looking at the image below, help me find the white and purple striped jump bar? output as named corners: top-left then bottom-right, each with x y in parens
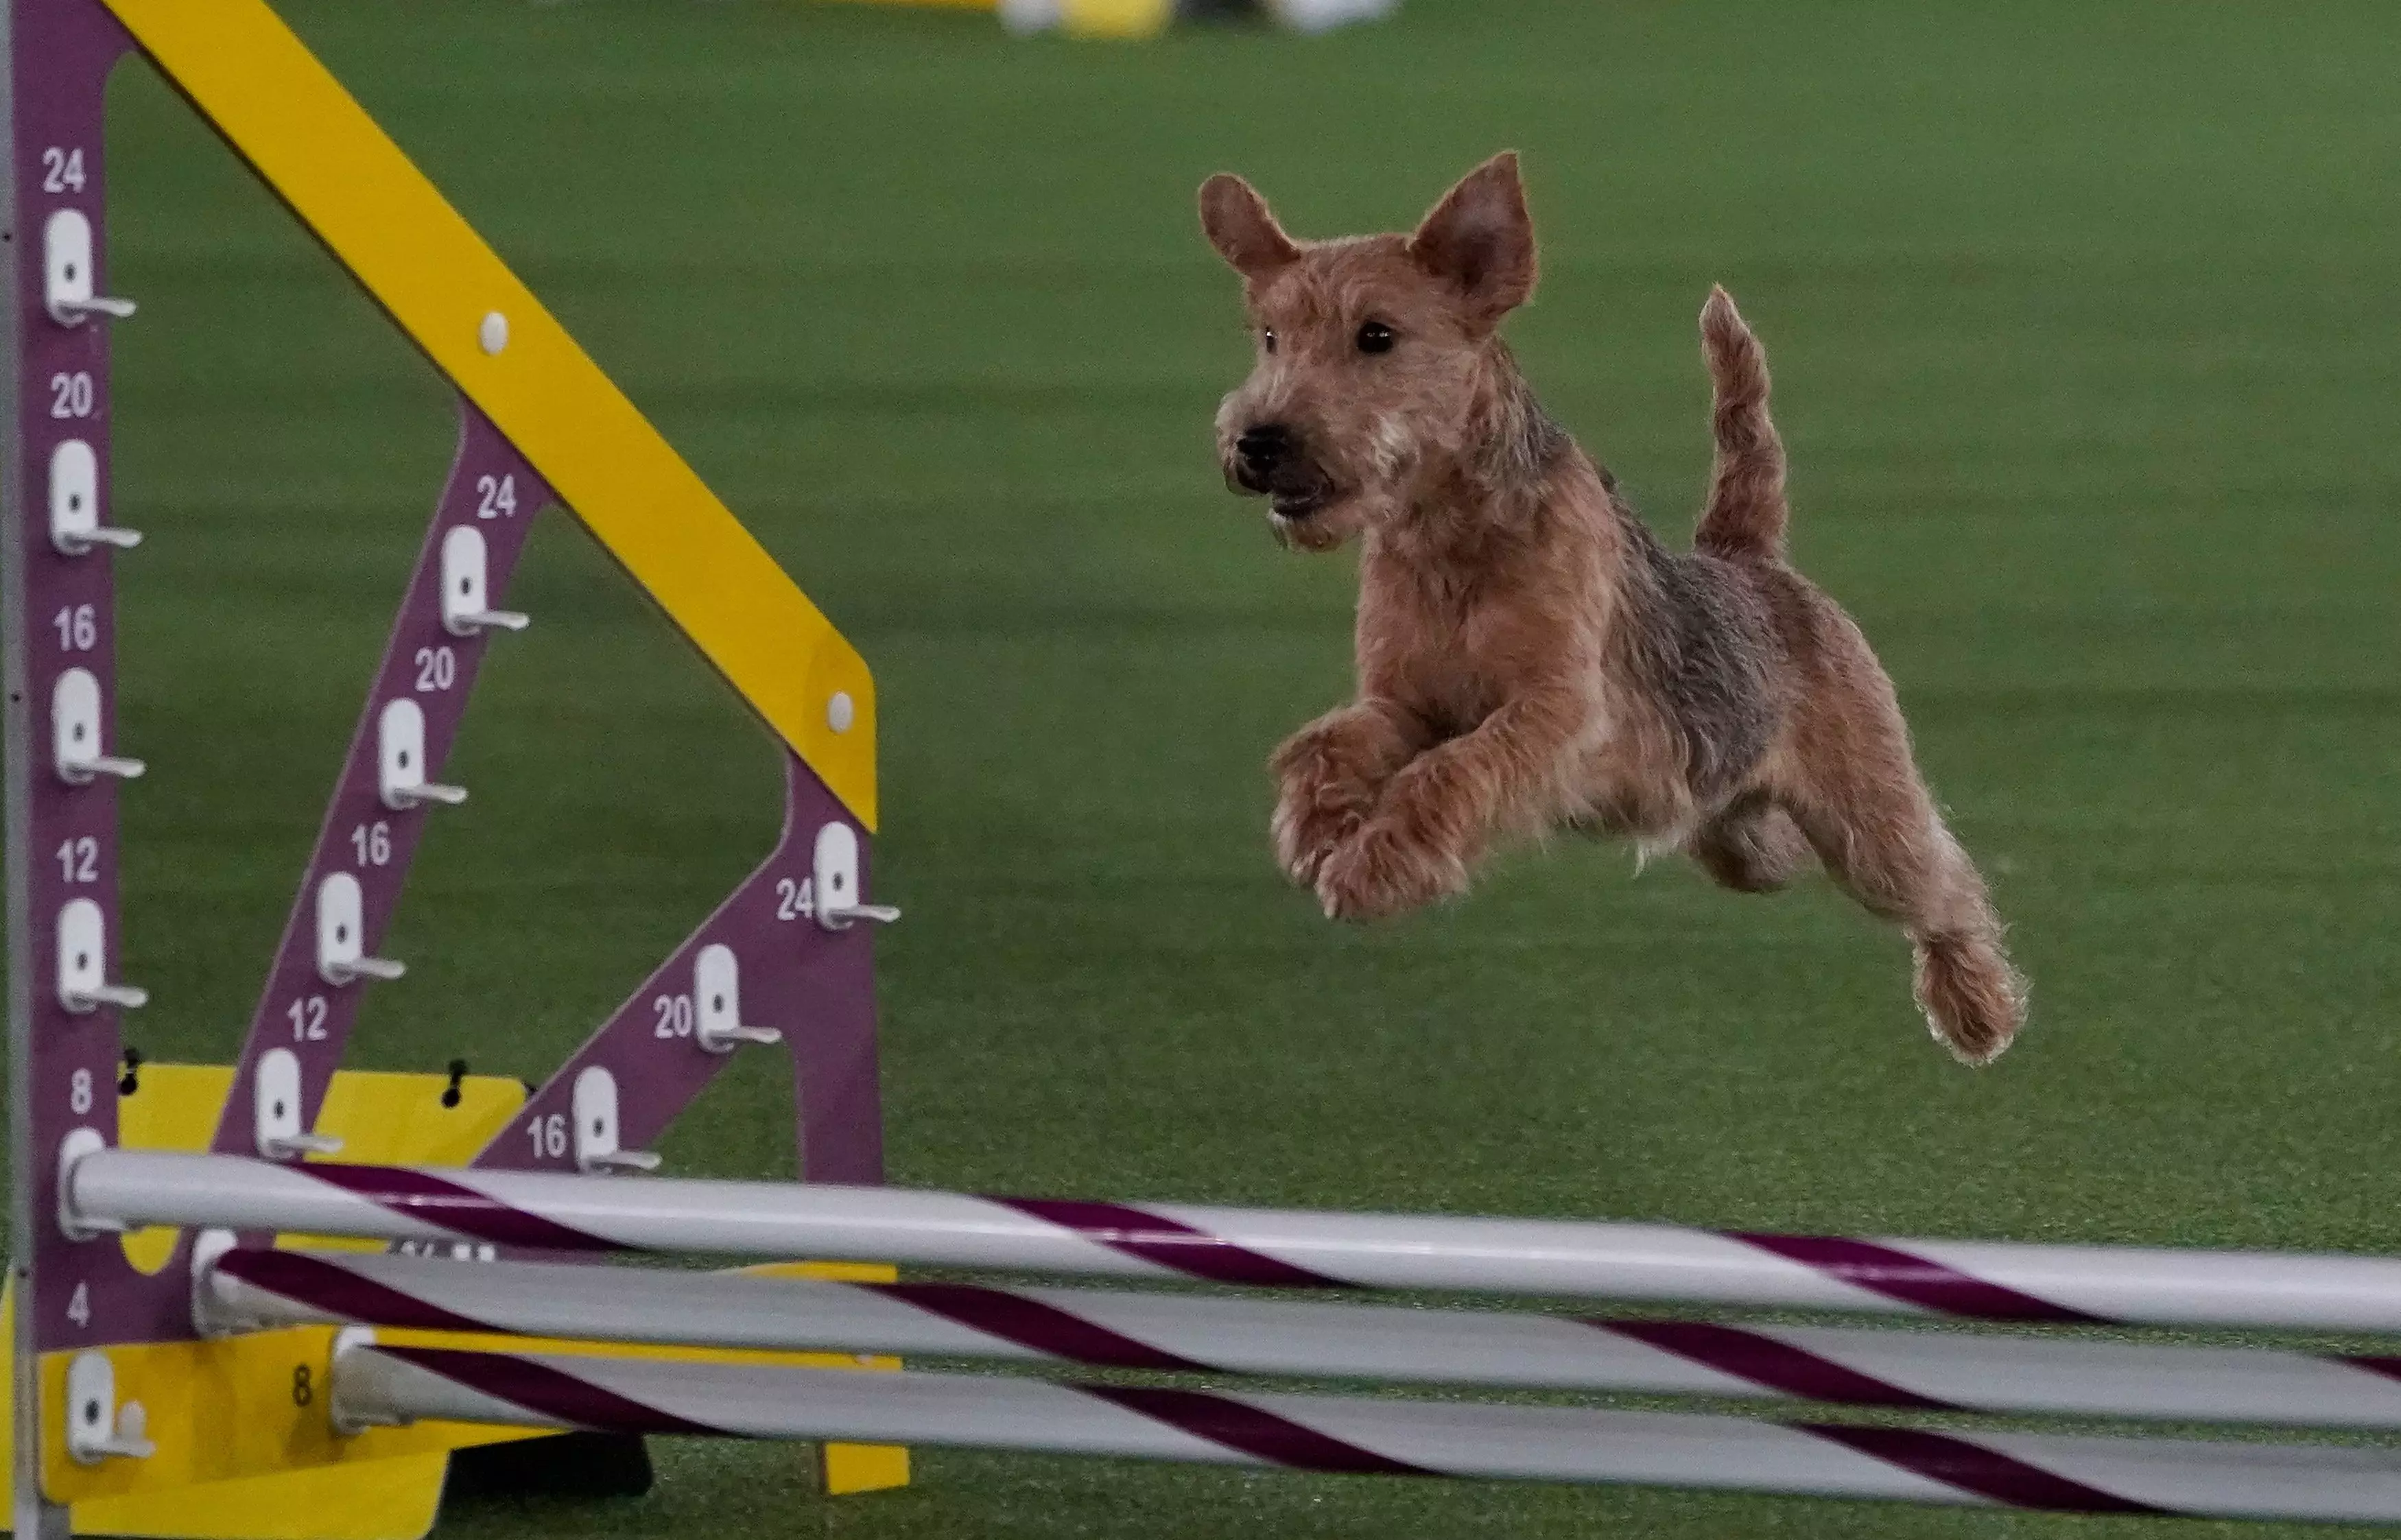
top-left (211, 1247), bottom-right (2401, 1429)
top-left (74, 1149), bottom-right (2401, 1329)
top-left (333, 1342), bottom-right (2401, 1524)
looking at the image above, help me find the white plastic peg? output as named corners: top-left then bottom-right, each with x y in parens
top-left (53, 669), bottom-right (145, 785)
top-left (49, 441), bottom-right (140, 554)
top-left (572, 1066), bottom-right (660, 1174)
top-left (44, 211), bottom-right (137, 327)
top-left (65, 1353), bottom-right (153, 1465)
top-left (316, 873), bottom-right (405, 986)
top-left (694, 943), bottom-right (781, 1054)
top-left (189, 1229), bottom-right (246, 1338)
top-left (57, 898), bottom-right (146, 1015)
top-left (330, 1326), bottom-right (401, 1434)
top-left (812, 822), bottom-right (899, 931)
top-left (440, 527), bottom-right (528, 637)
top-left (255, 1048), bottom-right (342, 1161)
top-left (57, 1128), bottom-right (120, 1241)
top-left (377, 699), bottom-right (465, 810)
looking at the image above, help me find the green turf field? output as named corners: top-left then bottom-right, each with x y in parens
top-left (22, 0), bottom-right (2401, 1532)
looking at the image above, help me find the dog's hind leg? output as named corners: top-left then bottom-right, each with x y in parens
top-left (1687, 796), bottom-right (1812, 895)
top-left (1772, 633), bottom-right (2026, 1065)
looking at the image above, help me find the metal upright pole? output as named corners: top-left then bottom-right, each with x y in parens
top-left (9, 0), bottom-right (142, 1524)
top-left (1, 0), bottom-right (67, 1519)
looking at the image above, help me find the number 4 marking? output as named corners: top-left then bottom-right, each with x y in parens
top-left (67, 1283), bottom-right (91, 1328)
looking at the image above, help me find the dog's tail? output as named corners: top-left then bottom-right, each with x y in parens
top-left (1694, 285), bottom-right (1788, 563)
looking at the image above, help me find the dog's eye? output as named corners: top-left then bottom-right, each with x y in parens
top-left (1356, 321), bottom-right (1395, 355)
top-left (1262, 328), bottom-right (1277, 354)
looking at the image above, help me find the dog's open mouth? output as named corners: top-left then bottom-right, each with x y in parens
top-left (1228, 451), bottom-right (1339, 530)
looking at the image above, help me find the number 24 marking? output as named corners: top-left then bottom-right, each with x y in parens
top-left (475, 474), bottom-right (516, 520)
top-left (41, 146), bottom-right (87, 195)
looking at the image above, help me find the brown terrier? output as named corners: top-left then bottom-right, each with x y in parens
top-left (1200, 152), bottom-right (2025, 1064)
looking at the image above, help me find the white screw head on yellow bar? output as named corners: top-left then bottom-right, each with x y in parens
top-left (478, 310), bottom-right (508, 355)
top-left (827, 692), bottom-right (855, 734)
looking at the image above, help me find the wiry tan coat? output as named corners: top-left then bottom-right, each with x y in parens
top-left (1201, 153), bottom-right (2025, 1063)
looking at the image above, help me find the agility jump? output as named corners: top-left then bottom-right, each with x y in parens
top-left (12, 1), bottom-right (2401, 1537)
top-left (50, 1148), bottom-right (2401, 1524)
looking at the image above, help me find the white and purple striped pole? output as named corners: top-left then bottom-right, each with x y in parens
top-left (75, 1150), bottom-right (2401, 1330)
top-left (207, 1246), bottom-right (2401, 1430)
top-left (331, 1342), bottom-right (2401, 1524)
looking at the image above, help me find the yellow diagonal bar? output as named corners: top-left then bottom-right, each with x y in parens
top-left (102, 0), bottom-right (877, 828)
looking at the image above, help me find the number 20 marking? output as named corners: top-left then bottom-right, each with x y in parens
top-left (414, 645), bottom-right (456, 692)
top-left (49, 372), bottom-right (94, 419)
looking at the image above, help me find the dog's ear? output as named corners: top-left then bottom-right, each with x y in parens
top-left (1200, 174), bottom-right (1301, 282)
top-left (1408, 152), bottom-right (1537, 323)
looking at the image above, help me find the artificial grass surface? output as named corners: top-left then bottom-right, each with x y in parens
top-left (14, 0), bottom-right (2401, 1533)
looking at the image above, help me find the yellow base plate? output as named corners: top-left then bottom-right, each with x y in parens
top-left (5, 1065), bottom-right (906, 1537)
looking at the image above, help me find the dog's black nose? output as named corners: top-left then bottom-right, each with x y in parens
top-left (1238, 423), bottom-right (1292, 472)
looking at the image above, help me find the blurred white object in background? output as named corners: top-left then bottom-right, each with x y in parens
top-left (1266, 0), bottom-right (1397, 31)
top-left (998, 0), bottom-right (1063, 31)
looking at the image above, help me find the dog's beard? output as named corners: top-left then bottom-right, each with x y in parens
top-left (1270, 510), bottom-right (1345, 553)
top-left (1268, 489), bottom-right (1360, 553)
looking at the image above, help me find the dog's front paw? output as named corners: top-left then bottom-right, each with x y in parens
top-left (1271, 790), bottom-right (1366, 888)
top-left (1269, 728), bottom-right (1384, 886)
top-left (1314, 818), bottom-right (1466, 921)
